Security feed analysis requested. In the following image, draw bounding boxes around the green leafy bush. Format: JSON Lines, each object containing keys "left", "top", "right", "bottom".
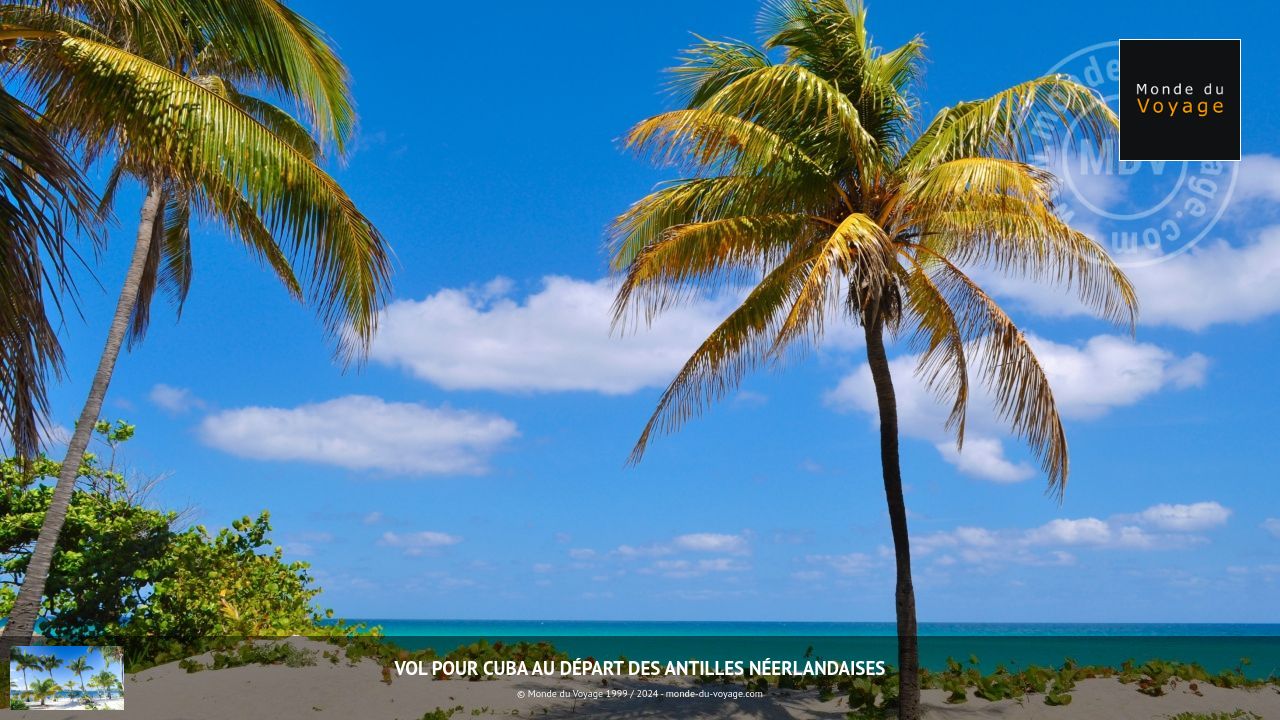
{"left": 0, "top": 422, "right": 370, "bottom": 674}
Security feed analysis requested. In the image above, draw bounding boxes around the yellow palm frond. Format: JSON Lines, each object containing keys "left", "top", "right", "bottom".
{"left": 609, "top": 174, "right": 838, "bottom": 270}
{"left": 627, "top": 246, "right": 817, "bottom": 463}
{"left": 624, "top": 108, "right": 831, "bottom": 178}
{"left": 916, "top": 248, "right": 1069, "bottom": 495}
{"left": 701, "top": 62, "right": 881, "bottom": 176}
{"left": 773, "top": 212, "right": 892, "bottom": 350}
{"left": 613, "top": 213, "right": 829, "bottom": 325}
{"left": 29, "top": 34, "right": 388, "bottom": 357}
{"left": 901, "top": 75, "right": 1116, "bottom": 170}
{"left": 899, "top": 257, "right": 969, "bottom": 446}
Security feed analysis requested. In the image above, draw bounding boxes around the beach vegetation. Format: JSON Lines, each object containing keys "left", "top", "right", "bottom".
{"left": 1167, "top": 707, "right": 1264, "bottom": 712}
{"left": 0, "top": 423, "right": 364, "bottom": 673}
{"left": 28, "top": 677, "right": 59, "bottom": 706}
{"left": 608, "top": 2, "right": 1134, "bottom": 717}
{"left": 87, "top": 670, "right": 118, "bottom": 700}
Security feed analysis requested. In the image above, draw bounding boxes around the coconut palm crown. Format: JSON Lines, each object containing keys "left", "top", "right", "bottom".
{"left": 609, "top": 1, "right": 1138, "bottom": 717}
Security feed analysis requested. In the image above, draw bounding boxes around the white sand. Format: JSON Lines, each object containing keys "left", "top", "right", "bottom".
{"left": 8, "top": 640, "right": 1278, "bottom": 719}
{"left": 22, "top": 696, "right": 124, "bottom": 711}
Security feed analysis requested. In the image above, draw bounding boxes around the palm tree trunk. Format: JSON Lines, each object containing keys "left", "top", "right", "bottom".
{"left": 0, "top": 184, "right": 164, "bottom": 654}
{"left": 863, "top": 316, "right": 921, "bottom": 720}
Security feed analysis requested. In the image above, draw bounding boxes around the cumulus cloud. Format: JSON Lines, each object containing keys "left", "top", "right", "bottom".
{"left": 1263, "top": 518, "right": 1280, "bottom": 539}
{"left": 915, "top": 501, "right": 1228, "bottom": 567}
{"left": 149, "top": 384, "right": 205, "bottom": 414}
{"left": 1233, "top": 153, "right": 1280, "bottom": 203}
{"left": 1126, "top": 502, "right": 1232, "bottom": 531}
{"left": 672, "top": 533, "right": 749, "bottom": 555}
{"left": 370, "top": 276, "right": 858, "bottom": 395}
{"left": 644, "top": 558, "right": 750, "bottom": 578}
{"left": 980, "top": 229, "right": 1280, "bottom": 332}
{"left": 199, "top": 395, "right": 518, "bottom": 475}
{"left": 615, "top": 532, "right": 750, "bottom": 558}
{"left": 825, "top": 334, "right": 1206, "bottom": 482}
{"left": 380, "top": 530, "right": 462, "bottom": 555}
{"left": 368, "top": 276, "right": 737, "bottom": 394}
{"left": 806, "top": 552, "right": 878, "bottom": 576}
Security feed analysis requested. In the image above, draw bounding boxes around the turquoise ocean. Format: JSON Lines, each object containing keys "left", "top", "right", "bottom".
{"left": 351, "top": 620, "right": 1280, "bottom": 678}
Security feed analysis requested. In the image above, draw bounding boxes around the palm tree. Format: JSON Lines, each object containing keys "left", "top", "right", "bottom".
{"left": 11, "top": 649, "right": 39, "bottom": 696}
{"left": 66, "top": 656, "right": 91, "bottom": 698}
{"left": 0, "top": 89, "right": 99, "bottom": 459}
{"left": 609, "top": 2, "right": 1136, "bottom": 717}
{"left": 0, "top": 0, "right": 390, "bottom": 649}
{"left": 89, "top": 671, "right": 118, "bottom": 701}
{"left": 28, "top": 677, "right": 59, "bottom": 706}
{"left": 99, "top": 646, "right": 122, "bottom": 677}
{"left": 38, "top": 653, "right": 60, "bottom": 682}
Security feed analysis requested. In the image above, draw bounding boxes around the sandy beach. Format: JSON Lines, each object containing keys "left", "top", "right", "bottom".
{"left": 8, "top": 640, "right": 1277, "bottom": 720}
{"left": 17, "top": 696, "right": 124, "bottom": 711}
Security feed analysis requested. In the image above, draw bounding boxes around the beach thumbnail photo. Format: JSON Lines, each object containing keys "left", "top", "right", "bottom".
{"left": 8, "top": 647, "right": 123, "bottom": 711}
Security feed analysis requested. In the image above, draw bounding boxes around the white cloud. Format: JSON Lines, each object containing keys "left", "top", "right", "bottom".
{"left": 371, "top": 276, "right": 858, "bottom": 395}
{"left": 935, "top": 438, "right": 1033, "bottom": 483}
{"left": 1128, "top": 502, "right": 1232, "bottom": 531}
{"left": 149, "top": 383, "right": 204, "bottom": 414}
{"left": 1026, "top": 518, "right": 1116, "bottom": 546}
{"left": 645, "top": 558, "right": 749, "bottom": 578}
{"left": 825, "top": 334, "right": 1206, "bottom": 482}
{"left": 380, "top": 530, "right": 461, "bottom": 555}
{"left": 369, "top": 276, "right": 737, "bottom": 394}
{"left": 199, "top": 395, "right": 518, "bottom": 475}
{"left": 916, "top": 501, "right": 1226, "bottom": 567}
{"left": 806, "top": 552, "right": 878, "bottom": 576}
{"left": 1263, "top": 518, "right": 1280, "bottom": 539}
{"left": 614, "top": 543, "right": 672, "bottom": 558}
{"left": 362, "top": 511, "right": 384, "bottom": 525}
{"left": 981, "top": 229, "right": 1280, "bottom": 332}
{"left": 1233, "top": 153, "right": 1280, "bottom": 203}
{"left": 672, "top": 533, "right": 749, "bottom": 555}
{"left": 615, "top": 532, "right": 750, "bottom": 559}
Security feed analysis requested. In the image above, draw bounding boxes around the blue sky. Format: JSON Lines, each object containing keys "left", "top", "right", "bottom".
{"left": 39, "top": 0, "right": 1280, "bottom": 623}
{"left": 8, "top": 646, "right": 121, "bottom": 693}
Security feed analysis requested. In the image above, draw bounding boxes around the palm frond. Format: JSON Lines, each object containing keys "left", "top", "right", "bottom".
{"left": 900, "top": 75, "right": 1117, "bottom": 170}
{"left": 900, "top": 157, "right": 1137, "bottom": 330}
{"left": 181, "top": 0, "right": 355, "bottom": 152}
{"left": 701, "top": 62, "right": 881, "bottom": 176}
{"left": 609, "top": 173, "right": 839, "bottom": 270}
{"left": 0, "top": 88, "right": 97, "bottom": 455}
{"left": 915, "top": 247, "right": 1069, "bottom": 495}
{"left": 668, "top": 35, "right": 772, "bottom": 108}
{"left": 772, "top": 211, "right": 891, "bottom": 350}
{"left": 613, "top": 213, "right": 829, "bottom": 325}
{"left": 29, "top": 34, "right": 387, "bottom": 357}
{"left": 899, "top": 254, "right": 968, "bottom": 446}
{"left": 195, "top": 75, "right": 322, "bottom": 159}
{"left": 627, "top": 244, "right": 817, "bottom": 462}
{"left": 624, "top": 108, "right": 831, "bottom": 178}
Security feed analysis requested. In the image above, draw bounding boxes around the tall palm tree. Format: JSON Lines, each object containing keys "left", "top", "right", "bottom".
{"left": 66, "top": 656, "right": 91, "bottom": 698}
{"left": 11, "top": 649, "right": 38, "bottom": 695}
{"left": 609, "top": 2, "right": 1136, "bottom": 716}
{"left": 38, "top": 653, "right": 60, "bottom": 682}
{"left": 0, "top": 0, "right": 390, "bottom": 649}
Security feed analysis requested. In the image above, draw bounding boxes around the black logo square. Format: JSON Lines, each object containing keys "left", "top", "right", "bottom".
{"left": 1119, "top": 39, "right": 1240, "bottom": 161}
